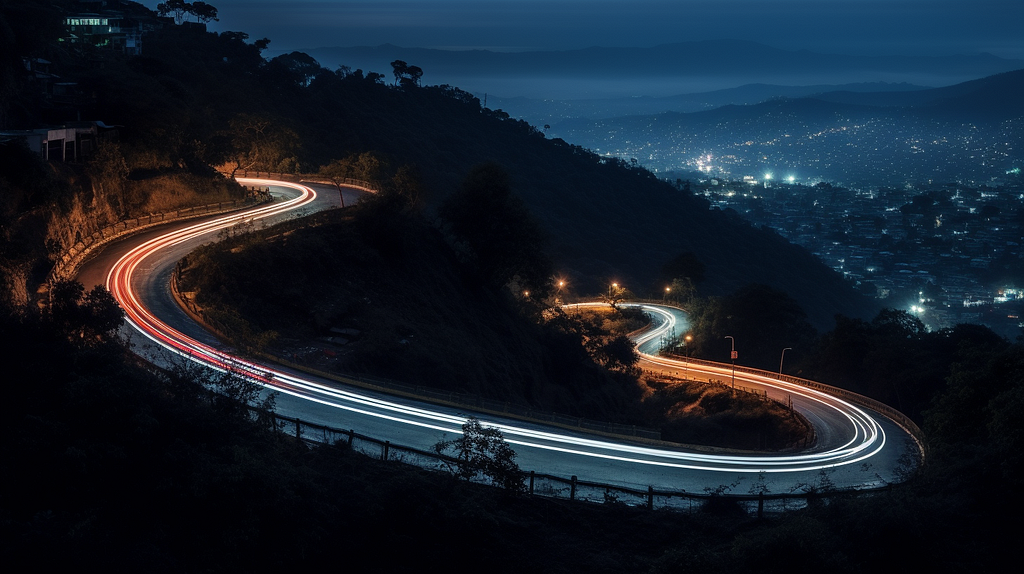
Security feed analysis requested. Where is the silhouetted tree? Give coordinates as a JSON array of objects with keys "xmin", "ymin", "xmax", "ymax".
[
  {"xmin": 390, "ymin": 59, "xmax": 408, "ymax": 85},
  {"xmin": 269, "ymin": 51, "xmax": 323, "ymax": 87},
  {"xmin": 190, "ymin": 1, "xmax": 218, "ymax": 23},
  {"xmin": 156, "ymin": 0, "xmax": 190, "ymax": 24},
  {"xmin": 439, "ymin": 164, "xmax": 552, "ymax": 297},
  {"xmin": 433, "ymin": 417, "xmax": 525, "ymax": 492}
]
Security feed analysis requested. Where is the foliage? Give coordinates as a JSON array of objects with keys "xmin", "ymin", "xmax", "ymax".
[
  {"xmin": 157, "ymin": 0, "xmax": 218, "ymax": 25},
  {"xmin": 227, "ymin": 114, "xmax": 301, "ymax": 175},
  {"xmin": 389, "ymin": 59, "xmax": 424, "ymax": 88},
  {"xmin": 175, "ymin": 205, "xmax": 644, "ymax": 423},
  {"xmin": 685, "ymin": 283, "xmax": 818, "ymax": 371},
  {"xmin": 47, "ymin": 279, "xmax": 124, "ymax": 346},
  {"xmin": 799, "ymin": 313, "xmax": 1009, "ymax": 421},
  {"xmin": 164, "ymin": 358, "xmax": 277, "ymax": 421},
  {"xmin": 318, "ymin": 151, "xmax": 386, "ymax": 206},
  {"xmin": 640, "ymin": 378, "xmax": 810, "ymax": 449},
  {"xmin": 433, "ymin": 417, "xmax": 525, "ymax": 492},
  {"xmin": 543, "ymin": 306, "xmax": 643, "ymax": 378},
  {"xmin": 439, "ymin": 163, "xmax": 553, "ymax": 297}
]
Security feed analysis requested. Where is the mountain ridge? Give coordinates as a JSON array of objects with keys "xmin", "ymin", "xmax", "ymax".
[{"xmin": 293, "ymin": 40, "xmax": 1024, "ymax": 99}]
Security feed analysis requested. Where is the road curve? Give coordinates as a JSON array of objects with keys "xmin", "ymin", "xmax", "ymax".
[{"xmin": 84, "ymin": 178, "xmax": 921, "ymax": 493}]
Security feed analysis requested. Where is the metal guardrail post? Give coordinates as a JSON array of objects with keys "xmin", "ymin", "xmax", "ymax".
[{"xmin": 570, "ymin": 475, "xmax": 577, "ymax": 500}]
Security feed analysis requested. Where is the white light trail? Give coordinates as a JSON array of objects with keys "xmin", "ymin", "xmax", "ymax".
[{"xmin": 105, "ymin": 179, "xmax": 892, "ymax": 476}]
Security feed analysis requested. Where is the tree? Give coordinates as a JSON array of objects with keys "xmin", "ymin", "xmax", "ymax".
[
  {"xmin": 190, "ymin": 1, "xmax": 219, "ymax": 23},
  {"xmin": 269, "ymin": 51, "xmax": 323, "ymax": 87},
  {"xmin": 318, "ymin": 152, "xmax": 385, "ymax": 207},
  {"xmin": 439, "ymin": 163, "xmax": 552, "ymax": 296},
  {"xmin": 433, "ymin": 417, "xmax": 525, "ymax": 492},
  {"xmin": 156, "ymin": 0, "xmax": 191, "ymax": 25},
  {"xmin": 390, "ymin": 60, "xmax": 423, "ymax": 88},
  {"xmin": 686, "ymin": 283, "xmax": 817, "ymax": 370},
  {"xmin": 390, "ymin": 60, "xmax": 408, "ymax": 85},
  {"xmin": 227, "ymin": 115, "xmax": 300, "ymax": 176},
  {"xmin": 319, "ymin": 158, "xmax": 354, "ymax": 207},
  {"xmin": 47, "ymin": 280, "xmax": 123, "ymax": 346},
  {"xmin": 401, "ymin": 65, "xmax": 423, "ymax": 88}
]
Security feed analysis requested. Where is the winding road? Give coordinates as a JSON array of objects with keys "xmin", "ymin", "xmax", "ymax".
[{"xmin": 76, "ymin": 178, "xmax": 922, "ymax": 495}]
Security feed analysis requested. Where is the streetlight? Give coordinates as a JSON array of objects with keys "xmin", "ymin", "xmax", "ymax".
[
  {"xmin": 779, "ymin": 347, "xmax": 792, "ymax": 379},
  {"xmin": 725, "ymin": 335, "xmax": 737, "ymax": 388},
  {"xmin": 683, "ymin": 334, "xmax": 693, "ymax": 380}
]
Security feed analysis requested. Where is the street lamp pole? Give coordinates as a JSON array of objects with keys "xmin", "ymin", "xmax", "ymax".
[
  {"xmin": 683, "ymin": 334, "xmax": 693, "ymax": 380},
  {"xmin": 725, "ymin": 335, "xmax": 736, "ymax": 388},
  {"xmin": 779, "ymin": 347, "xmax": 792, "ymax": 379}
]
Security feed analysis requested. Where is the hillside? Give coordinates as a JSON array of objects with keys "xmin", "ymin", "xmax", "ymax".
[
  {"xmin": 552, "ymin": 69, "xmax": 1024, "ymax": 188},
  {"xmin": 0, "ymin": 3, "xmax": 874, "ymax": 329},
  {"xmin": 298, "ymin": 40, "xmax": 1024, "ymax": 99},
  {"xmin": 3, "ymin": 4, "xmax": 1024, "ymax": 573},
  {"xmin": 488, "ymin": 81, "xmax": 933, "ymax": 127}
]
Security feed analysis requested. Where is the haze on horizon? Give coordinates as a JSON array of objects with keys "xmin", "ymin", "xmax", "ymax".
[{"xmin": 170, "ymin": 0, "xmax": 1023, "ymax": 59}]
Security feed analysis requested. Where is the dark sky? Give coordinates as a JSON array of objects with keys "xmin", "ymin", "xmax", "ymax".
[{"xmin": 164, "ymin": 1, "xmax": 1023, "ymax": 58}]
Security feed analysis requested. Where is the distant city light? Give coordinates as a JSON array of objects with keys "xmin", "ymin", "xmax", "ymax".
[
  {"xmin": 787, "ymin": 175, "xmax": 796, "ymax": 183},
  {"xmin": 764, "ymin": 173, "xmax": 773, "ymax": 180}
]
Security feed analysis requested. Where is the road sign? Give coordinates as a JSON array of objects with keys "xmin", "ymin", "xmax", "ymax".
[{"xmin": 731, "ymin": 350, "xmax": 738, "ymax": 360}]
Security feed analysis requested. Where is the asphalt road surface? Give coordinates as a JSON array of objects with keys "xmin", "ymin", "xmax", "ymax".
[{"xmin": 76, "ymin": 178, "xmax": 922, "ymax": 495}]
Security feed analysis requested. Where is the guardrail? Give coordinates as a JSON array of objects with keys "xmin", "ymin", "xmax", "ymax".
[
  {"xmin": 258, "ymin": 407, "xmax": 899, "ymax": 518},
  {"xmin": 168, "ymin": 238, "xmax": 662, "ymax": 442},
  {"xmin": 657, "ymin": 352, "xmax": 925, "ymax": 449},
  {"xmin": 136, "ymin": 194, "xmax": 915, "ymax": 515},
  {"xmin": 49, "ymin": 190, "xmax": 270, "ymax": 285},
  {"xmin": 220, "ymin": 170, "xmax": 379, "ymax": 195},
  {"xmin": 616, "ymin": 300, "xmax": 924, "ymax": 453}
]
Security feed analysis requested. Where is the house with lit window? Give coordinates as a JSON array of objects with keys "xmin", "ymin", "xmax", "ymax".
[{"xmin": 62, "ymin": 1, "xmax": 170, "ymax": 56}]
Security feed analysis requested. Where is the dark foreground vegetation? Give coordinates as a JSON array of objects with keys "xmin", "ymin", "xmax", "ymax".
[{"xmin": 2, "ymin": 282, "xmax": 1023, "ymax": 573}]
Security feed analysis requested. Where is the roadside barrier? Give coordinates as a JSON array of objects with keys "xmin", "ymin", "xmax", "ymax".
[
  {"xmin": 48, "ymin": 191, "xmax": 270, "ymax": 285},
  {"xmin": 254, "ymin": 406, "xmax": 905, "ymax": 518}
]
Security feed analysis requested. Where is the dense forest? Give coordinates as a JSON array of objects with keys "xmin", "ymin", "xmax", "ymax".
[{"xmin": 2, "ymin": 2, "xmax": 1023, "ymax": 572}]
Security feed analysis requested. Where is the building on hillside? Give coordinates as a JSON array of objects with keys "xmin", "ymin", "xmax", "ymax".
[
  {"xmin": 62, "ymin": 1, "xmax": 171, "ymax": 56},
  {"xmin": 0, "ymin": 121, "xmax": 120, "ymax": 162}
]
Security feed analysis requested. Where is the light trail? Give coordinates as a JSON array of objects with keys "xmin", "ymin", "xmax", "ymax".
[{"xmin": 103, "ymin": 178, "xmax": 896, "ymax": 477}]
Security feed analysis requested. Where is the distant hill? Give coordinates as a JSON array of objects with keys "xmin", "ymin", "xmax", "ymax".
[
  {"xmin": 551, "ymin": 69, "xmax": 1024, "ymax": 188},
  {"xmin": 488, "ymin": 82, "xmax": 932, "ymax": 127},
  {"xmin": 295, "ymin": 40, "xmax": 1024, "ymax": 99},
  {"xmin": 810, "ymin": 68, "xmax": 1024, "ymax": 120}
]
